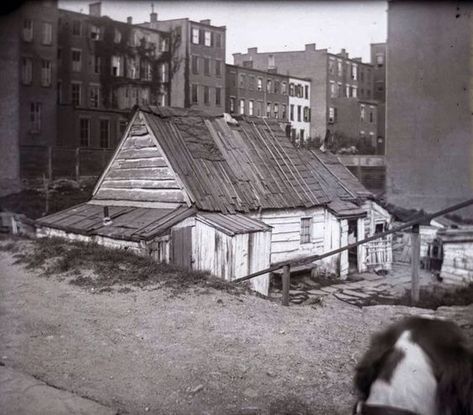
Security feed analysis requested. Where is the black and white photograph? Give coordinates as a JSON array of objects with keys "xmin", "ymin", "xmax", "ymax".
[{"xmin": 0, "ymin": 1, "xmax": 472, "ymax": 414}]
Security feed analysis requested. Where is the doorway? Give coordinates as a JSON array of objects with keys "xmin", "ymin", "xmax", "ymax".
[{"xmin": 347, "ymin": 219, "xmax": 358, "ymax": 272}]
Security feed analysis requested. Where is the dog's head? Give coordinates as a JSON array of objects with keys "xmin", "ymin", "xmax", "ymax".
[{"xmin": 354, "ymin": 317, "xmax": 473, "ymax": 415}]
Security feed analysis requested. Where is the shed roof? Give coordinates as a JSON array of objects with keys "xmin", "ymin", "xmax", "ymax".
[
  {"xmin": 196, "ymin": 212, "xmax": 271, "ymax": 236},
  {"xmin": 135, "ymin": 106, "xmax": 368, "ymax": 213},
  {"xmin": 36, "ymin": 203, "xmax": 196, "ymax": 241}
]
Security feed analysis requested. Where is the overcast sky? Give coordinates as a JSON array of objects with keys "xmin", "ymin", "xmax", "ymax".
[{"xmin": 58, "ymin": 0, "xmax": 387, "ymax": 63}]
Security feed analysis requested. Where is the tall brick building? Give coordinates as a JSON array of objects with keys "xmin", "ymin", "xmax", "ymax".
[
  {"xmin": 386, "ymin": 1, "xmax": 473, "ymax": 217},
  {"xmin": 140, "ymin": 15, "xmax": 226, "ymax": 116},
  {"xmin": 233, "ymin": 44, "xmax": 376, "ymax": 146}
]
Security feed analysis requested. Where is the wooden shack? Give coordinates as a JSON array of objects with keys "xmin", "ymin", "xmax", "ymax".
[{"xmin": 36, "ymin": 106, "xmax": 392, "ymax": 295}]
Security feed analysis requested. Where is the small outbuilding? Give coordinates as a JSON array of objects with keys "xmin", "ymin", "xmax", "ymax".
[{"xmin": 36, "ymin": 106, "xmax": 392, "ymax": 295}]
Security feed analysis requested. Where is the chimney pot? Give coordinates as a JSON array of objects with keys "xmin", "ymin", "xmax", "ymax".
[
  {"xmin": 150, "ymin": 12, "xmax": 158, "ymax": 23},
  {"xmin": 199, "ymin": 19, "xmax": 211, "ymax": 25},
  {"xmin": 248, "ymin": 47, "xmax": 258, "ymax": 54},
  {"xmin": 127, "ymin": 16, "xmax": 133, "ymax": 24},
  {"xmin": 305, "ymin": 43, "xmax": 316, "ymax": 52},
  {"xmin": 89, "ymin": 1, "xmax": 101, "ymax": 17}
]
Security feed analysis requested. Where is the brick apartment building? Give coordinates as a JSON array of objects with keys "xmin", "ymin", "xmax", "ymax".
[
  {"xmin": 57, "ymin": 3, "xmax": 172, "ymax": 148},
  {"xmin": 140, "ymin": 15, "xmax": 226, "ymax": 116},
  {"xmin": 233, "ymin": 44, "xmax": 376, "ymax": 147},
  {"xmin": 225, "ymin": 64, "xmax": 311, "ymax": 142}
]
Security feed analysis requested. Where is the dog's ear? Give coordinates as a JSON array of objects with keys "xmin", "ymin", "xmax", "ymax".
[
  {"xmin": 436, "ymin": 352, "xmax": 473, "ymax": 415},
  {"xmin": 354, "ymin": 323, "xmax": 403, "ymax": 399}
]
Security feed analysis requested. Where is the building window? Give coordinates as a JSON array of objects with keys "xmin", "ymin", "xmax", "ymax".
[
  {"xmin": 30, "ymin": 102, "xmax": 41, "ymax": 132},
  {"xmin": 119, "ymin": 120, "xmax": 127, "ymax": 136},
  {"xmin": 160, "ymin": 63, "xmax": 168, "ymax": 82},
  {"xmin": 191, "ymin": 55, "xmax": 199, "ymax": 74},
  {"xmin": 290, "ymin": 104, "xmax": 294, "ymax": 121},
  {"xmin": 160, "ymin": 91, "xmax": 167, "ymax": 107},
  {"xmin": 41, "ymin": 22, "xmax": 53, "ymax": 45},
  {"xmin": 303, "ymin": 106, "xmax": 310, "ymax": 122},
  {"xmin": 40, "ymin": 60, "xmax": 51, "ymax": 87},
  {"xmin": 282, "ymin": 82, "xmax": 287, "ymax": 95},
  {"xmin": 289, "ymin": 83, "xmax": 295, "ymax": 96},
  {"xmin": 337, "ymin": 60, "xmax": 343, "ymax": 77},
  {"xmin": 239, "ymin": 99, "xmax": 245, "ymax": 115},
  {"xmin": 229, "ymin": 97, "xmax": 235, "ymax": 113},
  {"xmin": 274, "ymin": 81, "xmax": 280, "ymax": 94},
  {"xmin": 100, "ymin": 119, "xmax": 110, "ymax": 148},
  {"xmin": 328, "ymin": 58, "xmax": 335, "ymax": 74},
  {"xmin": 143, "ymin": 61, "xmax": 152, "ymax": 81},
  {"xmin": 268, "ymin": 54, "xmax": 275, "ymax": 69},
  {"xmin": 266, "ymin": 79, "xmax": 272, "ymax": 93},
  {"xmin": 204, "ymin": 58, "xmax": 210, "ymax": 76},
  {"xmin": 204, "ymin": 30, "xmax": 211, "ymax": 46},
  {"xmin": 212, "ymin": 87, "xmax": 220, "ymax": 106},
  {"xmin": 72, "ymin": 20, "xmax": 81, "ymax": 36},
  {"xmin": 338, "ymin": 82, "xmax": 343, "ymax": 97},
  {"xmin": 111, "ymin": 55, "xmax": 123, "ymax": 76},
  {"xmin": 215, "ymin": 33, "xmax": 222, "ymax": 48},
  {"xmin": 90, "ymin": 24, "xmax": 101, "ymax": 40},
  {"xmin": 21, "ymin": 57, "xmax": 33, "ymax": 85},
  {"xmin": 248, "ymin": 100, "xmax": 254, "ymax": 116},
  {"xmin": 352, "ymin": 86, "xmax": 358, "ymax": 98},
  {"xmin": 23, "ymin": 19, "xmax": 33, "ymax": 42},
  {"xmin": 329, "ymin": 106, "xmax": 337, "ymax": 123},
  {"xmin": 89, "ymin": 85, "xmax": 100, "ymax": 108},
  {"xmin": 140, "ymin": 88, "xmax": 150, "ymax": 105},
  {"xmin": 297, "ymin": 105, "xmax": 302, "ymax": 122},
  {"xmin": 192, "ymin": 28, "xmax": 199, "ymax": 44},
  {"xmin": 266, "ymin": 103, "xmax": 271, "ymax": 117},
  {"xmin": 72, "ymin": 49, "xmax": 82, "ymax": 72},
  {"xmin": 239, "ymin": 73, "xmax": 246, "ymax": 88},
  {"xmin": 92, "ymin": 55, "xmax": 101, "ymax": 74},
  {"xmin": 273, "ymin": 103, "xmax": 279, "ymax": 119},
  {"xmin": 301, "ymin": 218, "xmax": 311, "ymax": 244},
  {"xmin": 369, "ymin": 111, "xmax": 374, "ymax": 123},
  {"xmin": 192, "ymin": 84, "xmax": 198, "ymax": 103},
  {"xmin": 257, "ymin": 77, "xmax": 262, "ymax": 91},
  {"xmin": 345, "ymin": 84, "xmax": 350, "ymax": 98},
  {"xmin": 159, "ymin": 37, "xmax": 169, "ymax": 52},
  {"xmin": 215, "ymin": 60, "xmax": 221, "ymax": 77},
  {"xmin": 203, "ymin": 86, "xmax": 209, "ymax": 105},
  {"xmin": 281, "ymin": 104, "xmax": 287, "ymax": 120},
  {"xmin": 304, "ymin": 85, "xmax": 309, "ymax": 99},
  {"xmin": 352, "ymin": 64, "xmax": 358, "ymax": 80},
  {"xmin": 360, "ymin": 105, "xmax": 366, "ymax": 121},
  {"xmin": 79, "ymin": 118, "xmax": 90, "ymax": 147},
  {"xmin": 256, "ymin": 101, "xmax": 263, "ymax": 117},
  {"xmin": 376, "ymin": 53, "xmax": 384, "ymax": 67},
  {"xmin": 71, "ymin": 83, "xmax": 81, "ymax": 106},
  {"xmin": 114, "ymin": 28, "xmax": 121, "ymax": 43}
]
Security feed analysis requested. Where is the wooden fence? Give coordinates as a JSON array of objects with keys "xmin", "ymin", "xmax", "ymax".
[{"xmin": 20, "ymin": 145, "xmax": 114, "ymax": 180}]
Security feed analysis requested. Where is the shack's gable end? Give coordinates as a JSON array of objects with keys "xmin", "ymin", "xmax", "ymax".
[{"xmin": 93, "ymin": 113, "xmax": 189, "ymax": 207}]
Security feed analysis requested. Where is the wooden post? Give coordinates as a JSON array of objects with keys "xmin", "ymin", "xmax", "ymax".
[
  {"xmin": 282, "ymin": 265, "xmax": 290, "ymax": 306},
  {"xmin": 75, "ymin": 148, "xmax": 80, "ymax": 182},
  {"xmin": 411, "ymin": 224, "xmax": 420, "ymax": 303},
  {"xmin": 47, "ymin": 146, "xmax": 53, "ymax": 181}
]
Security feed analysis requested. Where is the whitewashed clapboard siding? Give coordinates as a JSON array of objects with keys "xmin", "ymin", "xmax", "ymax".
[{"xmin": 94, "ymin": 115, "xmax": 187, "ymax": 205}]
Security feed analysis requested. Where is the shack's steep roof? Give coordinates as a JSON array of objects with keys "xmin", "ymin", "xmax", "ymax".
[{"xmin": 139, "ymin": 106, "xmax": 331, "ymax": 213}]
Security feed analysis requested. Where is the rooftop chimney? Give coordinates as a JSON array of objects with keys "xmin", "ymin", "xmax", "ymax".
[
  {"xmin": 247, "ymin": 47, "xmax": 258, "ymax": 54},
  {"xmin": 200, "ymin": 19, "xmax": 211, "ymax": 25},
  {"xmin": 127, "ymin": 16, "xmax": 133, "ymax": 25},
  {"xmin": 89, "ymin": 1, "xmax": 101, "ymax": 17},
  {"xmin": 150, "ymin": 3, "xmax": 157, "ymax": 23},
  {"xmin": 305, "ymin": 43, "xmax": 316, "ymax": 52}
]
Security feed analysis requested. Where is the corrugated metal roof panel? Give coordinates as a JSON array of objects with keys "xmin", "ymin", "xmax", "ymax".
[{"xmin": 196, "ymin": 213, "xmax": 271, "ymax": 236}]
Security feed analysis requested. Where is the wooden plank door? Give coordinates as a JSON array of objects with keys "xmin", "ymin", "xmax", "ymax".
[{"xmin": 171, "ymin": 226, "xmax": 193, "ymax": 270}]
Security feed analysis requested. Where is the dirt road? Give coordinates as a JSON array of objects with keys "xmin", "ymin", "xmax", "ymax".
[{"xmin": 0, "ymin": 249, "xmax": 471, "ymax": 415}]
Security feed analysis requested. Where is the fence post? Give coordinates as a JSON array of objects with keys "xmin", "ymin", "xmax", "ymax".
[
  {"xmin": 47, "ymin": 146, "xmax": 53, "ymax": 181},
  {"xmin": 411, "ymin": 224, "xmax": 420, "ymax": 303},
  {"xmin": 282, "ymin": 265, "xmax": 290, "ymax": 306},
  {"xmin": 75, "ymin": 148, "xmax": 80, "ymax": 182}
]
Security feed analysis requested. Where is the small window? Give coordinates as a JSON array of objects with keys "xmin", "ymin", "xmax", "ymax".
[
  {"xmin": 30, "ymin": 102, "xmax": 41, "ymax": 132},
  {"xmin": 41, "ymin": 60, "xmax": 51, "ymax": 87},
  {"xmin": 23, "ymin": 19, "xmax": 33, "ymax": 42},
  {"xmin": 191, "ymin": 55, "xmax": 199, "ymax": 74},
  {"xmin": 305, "ymin": 85, "xmax": 309, "ymax": 99},
  {"xmin": 203, "ymin": 85, "xmax": 209, "ymax": 105},
  {"xmin": 215, "ymin": 87, "xmax": 221, "ymax": 106},
  {"xmin": 369, "ymin": 111, "xmax": 374, "ymax": 123},
  {"xmin": 257, "ymin": 77, "xmax": 262, "ymax": 91},
  {"xmin": 239, "ymin": 99, "xmax": 245, "ymax": 115},
  {"xmin": 71, "ymin": 83, "xmax": 81, "ymax": 106},
  {"xmin": 79, "ymin": 118, "xmax": 90, "ymax": 147},
  {"xmin": 266, "ymin": 102, "xmax": 271, "ymax": 117},
  {"xmin": 360, "ymin": 105, "xmax": 366, "ymax": 121},
  {"xmin": 229, "ymin": 97, "xmax": 235, "ymax": 113},
  {"xmin": 92, "ymin": 55, "xmax": 101, "ymax": 74},
  {"xmin": 266, "ymin": 79, "xmax": 272, "ymax": 93},
  {"xmin": 239, "ymin": 73, "xmax": 246, "ymax": 88},
  {"xmin": 273, "ymin": 103, "xmax": 279, "ymax": 119},
  {"xmin": 301, "ymin": 218, "xmax": 311, "ymax": 244},
  {"xmin": 72, "ymin": 20, "xmax": 81, "ymax": 36},
  {"xmin": 281, "ymin": 104, "xmax": 287, "ymax": 120},
  {"xmin": 215, "ymin": 60, "xmax": 221, "ymax": 77},
  {"xmin": 204, "ymin": 30, "xmax": 211, "ymax": 46},
  {"xmin": 248, "ymin": 100, "xmax": 254, "ymax": 116},
  {"xmin": 142, "ymin": 61, "xmax": 152, "ymax": 81},
  {"xmin": 192, "ymin": 28, "xmax": 199, "ymax": 44},
  {"xmin": 215, "ymin": 33, "xmax": 222, "ymax": 48},
  {"xmin": 159, "ymin": 37, "xmax": 169, "ymax": 52},
  {"xmin": 114, "ymin": 28, "xmax": 121, "ymax": 43},
  {"xmin": 337, "ymin": 60, "xmax": 343, "ymax": 77},
  {"xmin": 89, "ymin": 85, "xmax": 100, "ymax": 108},
  {"xmin": 41, "ymin": 22, "xmax": 53, "ymax": 45},
  {"xmin": 111, "ymin": 55, "xmax": 123, "ymax": 76},
  {"xmin": 204, "ymin": 58, "xmax": 210, "ymax": 76},
  {"xmin": 289, "ymin": 83, "xmax": 295, "ymax": 96},
  {"xmin": 290, "ymin": 104, "xmax": 294, "ymax": 121},
  {"xmin": 328, "ymin": 106, "xmax": 337, "ymax": 123},
  {"xmin": 21, "ymin": 57, "xmax": 33, "ymax": 85},
  {"xmin": 281, "ymin": 82, "xmax": 287, "ymax": 95},
  {"xmin": 376, "ymin": 53, "xmax": 384, "ymax": 67},
  {"xmin": 160, "ymin": 63, "xmax": 168, "ymax": 82},
  {"xmin": 297, "ymin": 105, "xmax": 302, "ymax": 122},
  {"xmin": 90, "ymin": 24, "xmax": 101, "ymax": 40},
  {"xmin": 72, "ymin": 49, "xmax": 82, "ymax": 72},
  {"xmin": 99, "ymin": 119, "xmax": 110, "ymax": 148}
]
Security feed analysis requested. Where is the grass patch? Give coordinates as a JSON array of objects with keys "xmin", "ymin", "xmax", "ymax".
[{"xmin": 12, "ymin": 237, "xmax": 248, "ymax": 296}]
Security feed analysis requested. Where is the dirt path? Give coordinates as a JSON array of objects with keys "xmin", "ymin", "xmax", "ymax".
[{"xmin": 0, "ymin": 250, "xmax": 471, "ymax": 415}]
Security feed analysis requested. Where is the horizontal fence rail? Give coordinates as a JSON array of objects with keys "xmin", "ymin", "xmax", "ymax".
[{"xmin": 234, "ymin": 198, "xmax": 473, "ymax": 285}]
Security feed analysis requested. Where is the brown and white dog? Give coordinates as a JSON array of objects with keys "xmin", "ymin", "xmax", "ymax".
[{"xmin": 353, "ymin": 317, "xmax": 473, "ymax": 415}]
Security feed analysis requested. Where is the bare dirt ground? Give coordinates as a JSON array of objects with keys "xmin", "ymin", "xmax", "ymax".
[{"xmin": 0, "ymin": 238, "xmax": 472, "ymax": 415}]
